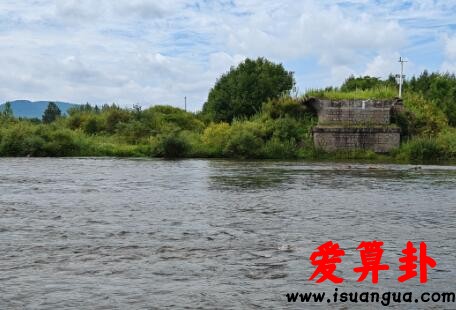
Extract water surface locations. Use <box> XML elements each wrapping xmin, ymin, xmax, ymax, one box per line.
<box><xmin>0</xmin><ymin>158</ymin><xmax>455</xmax><ymax>309</ymax></box>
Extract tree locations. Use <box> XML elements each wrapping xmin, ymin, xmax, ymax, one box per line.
<box><xmin>202</xmin><ymin>57</ymin><xmax>295</xmax><ymax>122</ymax></box>
<box><xmin>408</xmin><ymin>71</ymin><xmax>456</xmax><ymax>126</ymax></box>
<box><xmin>2</xmin><ymin>102</ymin><xmax>13</xmax><ymax>118</ymax></box>
<box><xmin>340</xmin><ymin>75</ymin><xmax>396</xmax><ymax>91</ymax></box>
<box><xmin>42</xmin><ymin>102</ymin><xmax>61</xmax><ymax>123</ymax></box>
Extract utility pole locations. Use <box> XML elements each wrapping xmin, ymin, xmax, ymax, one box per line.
<box><xmin>397</xmin><ymin>57</ymin><xmax>407</xmax><ymax>98</ymax></box>
<box><xmin>184</xmin><ymin>96</ymin><xmax>187</xmax><ymax>112</ymax></box>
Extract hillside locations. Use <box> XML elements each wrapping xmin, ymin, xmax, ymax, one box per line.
<box><xmin>0</xmin><ymin>100</ymin><xmax>78</xmax><ymax>118</ymax></box>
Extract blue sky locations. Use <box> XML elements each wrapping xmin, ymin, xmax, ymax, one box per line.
<box><xmin>1</xmin><ymin>0</ymin><xmax>456</xmax><ymax>111</ymax></box>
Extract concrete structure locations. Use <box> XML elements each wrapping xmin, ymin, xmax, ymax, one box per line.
<box><xmin>308</xmin><ymin>98</ymin><xmax>402</xmax><ymax>153</ymax></box>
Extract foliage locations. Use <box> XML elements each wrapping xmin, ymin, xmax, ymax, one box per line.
<box><xmin>401</xmin><ymin>93</ymin><xmax>448</xmax><ymax>137</ymax></box>
<box><xmin>84</xmin><ymin>117</ymin><xmax>101</xmax><ymax>135</ymax></box>
<box><xmin>42</xmin><ymin>102</ymin><xmax>61</xmax><ymax>124</ymax></box>
<box><xmin>201</xmin><ymin>122</ymin><xmax>231</xmax><ymax>155</ymax></box>
<box><xmin>436</xmin><ymin>128</ymin><xmax>456</xmax><ymax>159</ymax></box>
<box><xmin>340</xmin><ymin>75</ymin><xmax>397</xmax><ymax>91</ymax></box>
<box><xmin>407</xmin><ymin>71</ymin><xmax>456</xmax><ymax>126</ymax></box>
<box><xmin>224</xmin><ymin>128</ymin><xmax>264</xmax><ymax>158</ymax></box>
<box><xmin>396</xmin><ymin>138</ymin><xmax>447</xmax><ymax>162</ymax></box>
<box><xmin>154</xmin><ymin>133</ymin><xmax>190</xmax><ymax>158</ymax></box>
<box><xmin>105</xmin><ymin>107</ymin><xmax>131</xmax><ymax>133</ymax></box>
<box><xmin>0</xmin><ymin>123</ymin><xmax>80</xmax><ymax>156</ymax></box>
<box><xmin>144</xmin><ymin>105</ymin><xmax>205</xmax><ymax>133</ymax></box>
<box><xmin>203</xmin><ymin>57</ymin><xmax>295</xmax><ymax>122</ymax></box>
<box><xmin>261</xmin><ymin>138</ymin><xmax>298</xmax><ymax>158</ymax></box>
<box><xmin>262</xmin><ymin>96</ymin><xmax>310</xmax><ymax>119</ymax></box>
<box><xmin>1</xmin><ymin>102</ymin><xmax>13</xmax><ymax>118</ymax></box>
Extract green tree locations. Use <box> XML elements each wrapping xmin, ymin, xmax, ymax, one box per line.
<box><xmin>2</xmin><ymin>101</ymin><xmax>13</xmax><ymax>118</ymax></box>
<box><xmin>203</xmin><ymin>57</ymin><xmax>295</xmax><ymax>122</ymax></box>
<box><xmin>42</xmin><ymin>102</ymin><xmax>61</xmax><ymax>123</ymax></box>
<box><xmin>407</xmin><ymin>71</ymin><xmax>456</xmax><ymax>126</ymax></box>
<box><xmin>340</xmin><ymin>75</ymin><xmax>397</xmax><ymax>91</ymax></box>
<box><xmin>341</xmin><ymin>75</ymin><xmax>383</xmax><ymax>91</ymax></box>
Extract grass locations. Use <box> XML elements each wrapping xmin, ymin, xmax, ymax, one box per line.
<box><xmin>305</xmin><ymin>86</ymin><xmax>397</xmax><ymax>100</ymax></box>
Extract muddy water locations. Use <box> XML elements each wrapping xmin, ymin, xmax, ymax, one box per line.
<box><xmin>0</xmin><ymin>158</ymin><xmax>455</xmax><ymax>309</ymax></box>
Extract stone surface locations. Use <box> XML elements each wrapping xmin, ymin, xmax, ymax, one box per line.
<box><xmin>309</xmin><ymin>99</ymin><xmax>402</xmax><ymax>153</ymax></box>
<box><xmin>313</xmin><ymin>126</ymin><xmax>401</xmax><ymax>153</ymax></box>
<box><xmin>311</xmin><ymin>99</ymin><xmax>403</xmax><ymax>125</ymax></box>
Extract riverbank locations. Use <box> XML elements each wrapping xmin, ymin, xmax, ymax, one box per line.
<box><xmin>1</xmin><ymin>81</ymin><xmax>455</xmax><ymax>164</ymax></box>
<box><xmin>1</xmin><ymin>109</ymin><xmax>455</xmax><ymax>164</ymax></box>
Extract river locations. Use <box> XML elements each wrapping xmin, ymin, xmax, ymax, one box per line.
<box><xmin>0</xmin><ymin>158</ymin><xmax>455</xmax><ymax>309</ymax></box>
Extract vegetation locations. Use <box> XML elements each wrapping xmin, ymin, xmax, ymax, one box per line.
<box><xmin>340</xmin><ymin>72</ymin><xmax>456</xmax><ymax>126</ymax></box>
<box><xmin>202</xmin><ymin>57</ymin><xmax>295</xmax><ymax>122</ymax></box>
<box><xmin>0</xmin><ymin>58</ymin><xmax>455</xmax><ymax>164</ymax></box>
<box><xmin>42</xmin><ymin>102</ymin><xmax>61</xmax><ymax>124</ymax></box>
<box><xmin>306</xmin><ymin>86</ymin><xmax>397</xmax><ymax>100</ymax></box>
<box><xmin>1</xmin><ymin>102</ymin><xmax>13</xmax><ymax>119</ymax></box>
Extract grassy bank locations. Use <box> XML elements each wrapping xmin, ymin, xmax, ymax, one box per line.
<box><xmin>0</xmin><ymin>94</ymin><xmax>455</xmax><ymax>164</ymax></box>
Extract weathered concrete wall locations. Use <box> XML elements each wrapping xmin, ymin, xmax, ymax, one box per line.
<box><xmin>309</xmin><ymin>99</ymin><xmax>403</xmax><ymax>125</ymax></box>
<box><xmin>313</xmin><ymin>127</ymin><xmax>400</xmax><ymax>153</ymax></box>
<box><xmin>309</xmin><ymin>98</ymin><xmax>402</xmax><ymax>153</ymax></box>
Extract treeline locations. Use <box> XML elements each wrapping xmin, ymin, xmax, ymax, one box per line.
<box><xmin>0</xmin><ymin>58</ymin><xmax>455</xmax><ymax>163</ymax></box>
<box><xmin>339</xmin><ymin>72</ymin><xmax>456</xmax><ymax>126</ymax></box>
<box><xmin>0</xmin><ymin>98</ymin><xmax>316</xmax><ymax>159</ymax></box>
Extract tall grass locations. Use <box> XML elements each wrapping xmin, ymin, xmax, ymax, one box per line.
<box><xmin>305</xmin><ymin>86</ymin><xmax>397</xmax><ymax>100</ymax></box>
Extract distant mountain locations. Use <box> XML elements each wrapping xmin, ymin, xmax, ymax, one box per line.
<box><xmin>0</xmin><ymin>100</ymin><xmax>79</xmax><ymax>119</ymax></box>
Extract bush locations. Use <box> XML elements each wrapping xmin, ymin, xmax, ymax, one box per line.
<box><xmin>408</xmin><ymin>71</ymin><xmax>456</xmax><ymax>126</ymax></box>
<box><xmin>340</xmin><ymin>75</ymin><xmax>393</xmax><ymax>91</ymax></box>
<box><xmin>201</xmin><ymin>122</ymin><xmax>231</xmax><ymax>155</ymax></box>
<box><xmin>399</xmin><ymin>138</ymin><xmax>447</xmax><ymax>162</ymax></box>
<box><xmin>67</xmin><ymin>114</ymin><xmax>83</xmax><ymax>130</ymax></box>
<box><xmin>266</xmin><ymin>117</ymin><xmax>308</xmax><ymax>141</ymax></box>
<box><xmin>402</xmin><ymin>93</ymin><xmax>448</xmax><ymax>137</ymax></box>
<box><xmin>224</xmin><ymin>129</ymin><xmax>263</xmax><ymax>158</ymax></box>
<box><xmin>390</xmin><ymin>110</ymin><xmax>416</xmax><ymax>139</ymax></box>
<box><xmin>105</xmin><ymin>108</ymin><xmax>131</xmax><ymax>133</ymax></box>
<box><xmin>42</xmin><ymin>129</ymin><xmax>81</xmax><ymax>156</ymax></box>
<box><xmin>0</xmin><ymin>124</ymin><xmax>81</xmax><ymax>157</ymax></box>
<box><xmin>156</xmin><ymin>133</ymin><xmax>190</xmax><ymax>158</ymax></box>
<box><xmin>0</xmin><ymin>126</ymin><xmax>31</xmax><ymax>156</ymax></box>
<box><xmin>261</xmin><ymin>138</ymin><xmax>297</xmax><ymax>158</ymax></box>
<box><xmin>230</xmin><ymin>120</ymin><xmax>268</xmax><ymax>140</ymax></box>
<box><xmin>117</xmin><ymin>120</ymin><xmax>151</xmax><ymax>144</ymax></box>
<box><xmin>0</xmin><ymin>124</ymin><xmax>49</xmax><ymax>156</ymax></box>
<box><xmin>84</xmin><ymin>117</ymin><xmax>100</xmax><ymax>135</ymax></box>
<box><xmin>262</xmin><ymin>96</ymin><xmax>309</xmax><ymax>119</ymax></box>
<box><xmin>144</xmin><ymin>106</ymin><xmax>204</xmax><ymax>133</ymax></box>
<box><xmin>436</xmin><ymin>129</ymin><xmax>456</xmax><ymax>159</ymax></box>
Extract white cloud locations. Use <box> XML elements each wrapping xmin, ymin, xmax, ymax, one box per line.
<box><xmin>0</xmin><ymin>0</ymin><xmax>455</xmax><ymax>110</ymax></box>
<box><xmin>364</xmin><ymin>52</ymin><xmax>402</xmax><ymax>78</ymax></box>
<box><xmin>208</xmin><ymin>52</ymin><xmax>246</xmax><ymax>74</ymax></box>
<box><xmin>441</xmin><ymin>34</ymin><xmax>456</xmax><ymax>72</ymax></box>
<box><xmin>55</xmin><ymin>0</ymin><xmax>102</xmax><ymax>21</ymax></box>
<box><xmin>112</xmin><ymin>1</ymin><xmax>169</xmax><ymax>19</ymax></box>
